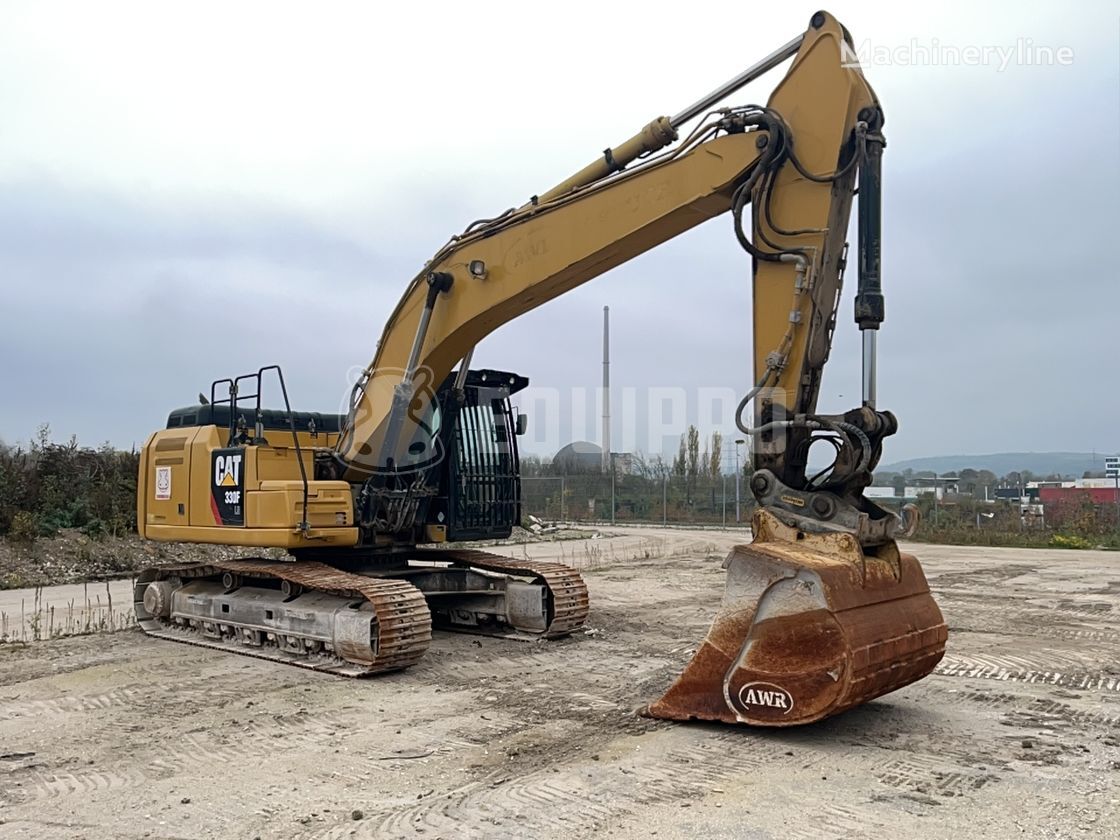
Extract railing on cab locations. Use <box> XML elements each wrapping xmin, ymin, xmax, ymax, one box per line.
<box><xmin>208</xmin><ymin>365</ymin><xmax>311</xmax><ymax>534</ymax></box>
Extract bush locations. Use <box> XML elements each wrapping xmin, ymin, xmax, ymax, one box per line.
<box><xmin>82</xmin><ymin>518</ymin><xmax>108</xmax><ymax>540</ymax></box>
<box><xmin>1049</xmin><ymin>533</ymin><xmax>1092</xmax><ymax>550</ymax></box>
<box><xmin>9</xmin><ymin>511</ymin><xmax>39</xmax><ymax>544</ymax></box>
<box><xmin>1</xmin><ymin>426</ymin><xmax>139</xmax><ymax>541</ymax></box>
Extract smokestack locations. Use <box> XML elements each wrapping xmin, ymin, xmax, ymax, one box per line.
<box><xmin>602</xmin><ymin>305</ymin><xmax>610</xmax><ymax>472</ymax></box>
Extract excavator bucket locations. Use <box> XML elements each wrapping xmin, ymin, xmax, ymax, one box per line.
<box><xmin>645</xmin><ymin>510</ymin><xmax>947</xmax><ymax>726</ymax></box>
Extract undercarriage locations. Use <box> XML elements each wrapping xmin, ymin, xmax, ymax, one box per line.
<box><xmin>134</xmin><ymin>550</ymin><xmax>589</xmax><ymax>676</ymax></box>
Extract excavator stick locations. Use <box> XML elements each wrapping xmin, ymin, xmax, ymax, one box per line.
<box><xmin>645</xmin><ymin>510</ymin><xmax>947</xmax><ymax>726</ymax></box>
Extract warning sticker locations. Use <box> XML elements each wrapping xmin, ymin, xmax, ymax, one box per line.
<box><xmin>155</xmin><ymin>466</ymin><xmax>172</xmax><ymax>500</ymax></box>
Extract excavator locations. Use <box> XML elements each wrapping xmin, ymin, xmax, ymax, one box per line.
<box><xmin>134</xmin><ymin>10</ymin><xmax>946</xmax><ymax>726</ymax></box>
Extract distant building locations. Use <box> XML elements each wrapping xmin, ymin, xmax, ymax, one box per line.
<box><xmin>552</xmin><ymin>441</ymin><xmax>635</xmax><ymax>474</ymax></box>
<box><xmin>554</xmin><ymin>441</ymin><xmax>603</xmax><ymax>472</ymax></box>
<box><xmin>865</xmin><ymin>486</ymin><xmax>945</xmax><ymax>501</ymax></box>
<box><xmin>1039</xmin><ymin>486</ymin><xmax>1120</xmax><ymax>505</ymax></box>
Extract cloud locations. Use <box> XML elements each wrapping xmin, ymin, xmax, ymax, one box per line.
<box><xmin>0</xmin><ymin>1</ymin><xmax>1117</xmax><ymax>463</ymax></box>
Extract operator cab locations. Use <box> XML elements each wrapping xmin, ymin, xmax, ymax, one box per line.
<box><xmin>164</xmin><ymin>368</ymin><xmax>530</xmax><ymax>545</ymax></box>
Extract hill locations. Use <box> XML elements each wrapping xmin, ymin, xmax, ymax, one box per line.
<box><xmin>878</xmin><ymin>452</ymin><xmax>1110</xmax><ymax>479</ymax></box>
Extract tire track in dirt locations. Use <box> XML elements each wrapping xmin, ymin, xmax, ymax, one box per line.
<box><xmin>875</xmin><ymin>754</ymin><xmax>997</xmax><ymax>797</ymax></box>
<box><xmin>950</xmin><ymin>689</ymin><xmax>1023</xmax><ymax>708</ymax></box>
<box><xmin>934</xmin><ymin>656</ymin><xmax>1120</xmax><ymax>692</ymax></box>
<box><xmin>0</xmin><ymin>667</ymin><xmax>292</xmax><ymax>722</ymax></box>
<box><xmin>951</xmin><ymin>688</ymin><xmax>1120</xmax><ymax>728</ymax></box>
<box><xmin>1002</xmin><ymin>698</ymin><xmax>1120</xmax><ymax>730</ymax></box>
<box><xmin>324</xmin><ymin>725</ymin><xmax>1013</xmax><ymax>840</ymax></box>
<box><xmin>784</xmin><ymin>802</ymin><xmax>886</xmax><ymax>840</ymax></box>
<box><xmin>2</xmin><ymin>710</ymin><xmax>350</xmax><ymax>805</ymax></box>
<box><xmin>1054</xmin><ymin>598</ymin><xmax>1115</xmax><ymax>615</ymax></box>
<box><xmin>0</xmin><ymin>688</ymin><xmax>144</xmax><ymax>721</ymax></box>
<box><xmin>929</xmin><ymin>566</ymin><xmax>1034</xmax><ymax>589</ymax></box>
<box><xmin>319</xmin><ymin>731</ymin><xmax>818</xmax><ymax>840</ymax></box>
<box><xmin>334</xmin><ymin>778</ymin><xmax>602</xmax><ymax>838</ymax></box>
<box><xmin>2</xmin><ymin>764</ymin><xmax>150</xmax><ymax>803</ymax></box>
<box><xmin>1044</xmin><ymin>627</ymin><xmax>1120</xmax><ymax>643</ymax></box>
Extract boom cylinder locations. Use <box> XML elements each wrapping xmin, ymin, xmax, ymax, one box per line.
<box><xmin>855</xmin><ymin>108</ymin><xmax>885</xmax><ymax>408</ymax></box>
<box><xmin>535</xmin><ymin>118</ymin><xmax>677</xmax><ymax>204</ymax></box>
<box><xmin>535</xmin><ymin>28</ymin><xmax>807</xmax><ymax>206</ymax></box>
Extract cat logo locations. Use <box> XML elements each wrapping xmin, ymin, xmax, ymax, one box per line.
<box><xmin>210</xmin><ymin>448</ymin><xmax>246</xmax><ymax>526</ymax></box>
<box><xmin>736</xmin><ymin>681</ymin><xmax>794</xmax><ymax>716</ymax></box>
<box><xmin>214</xmin><ymin>453</ymin><xmax>243</xmax><ymax>488</ymax></box>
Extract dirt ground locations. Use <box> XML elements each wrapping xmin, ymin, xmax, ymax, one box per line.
<box><xmin>0</xmin><ymin>527</ymin><xmax>1116</xmax><ymax>839</ymax></box>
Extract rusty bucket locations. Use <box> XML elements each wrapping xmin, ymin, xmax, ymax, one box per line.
<box><xmin>645</xmin><ymin>510</ymin><xmax>947</xmax><ymax>726</ymax></box>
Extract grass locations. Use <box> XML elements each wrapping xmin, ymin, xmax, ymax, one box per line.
<box><xmin>909</xmin><ymin>525</ymin><xmax>1120</xmax><ymax>550</ymax></box>
<box><xmin>0</xmin><ymin>579</ymin><xmax>136</xmax><ymax>644</ymax></box>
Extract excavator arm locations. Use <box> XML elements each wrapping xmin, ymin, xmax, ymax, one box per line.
<box><xmin>334</xmin><ymin>12</ymin><xmax>876</xmax><ymax>493</ymax></box>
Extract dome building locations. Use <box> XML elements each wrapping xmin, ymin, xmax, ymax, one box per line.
<box><xmin>553</xmin><ymin>441</ymin><xmax>603</xmax><ymax>473</ymax></box>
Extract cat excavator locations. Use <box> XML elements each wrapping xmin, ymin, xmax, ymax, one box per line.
<box><xmin>135</xmin><ymin>10</ymin><xmax>946</xmax><ymax>726</ymax></box>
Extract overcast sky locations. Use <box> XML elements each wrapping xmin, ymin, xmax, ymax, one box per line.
<box><xmin>1</xmin><ymin>0</ymin><xmax>1117</xmax><ymax>463</ymax></box>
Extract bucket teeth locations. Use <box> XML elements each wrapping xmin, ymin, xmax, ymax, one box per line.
<box><xmin>645</xmin><ymin>513</ymin><xmax>947</xmax><ymax>726</ymax></box>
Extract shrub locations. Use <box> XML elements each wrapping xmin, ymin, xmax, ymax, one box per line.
<box><xmin>9</xmin><ymin>511</ymin><xmax>39</xmax><ymax>544</ymax></box>
<box><xmin>1049</xmin><ymin>533</ymin><xmax>1092</xmax><ymax>550</ymax></box>
<box><xmin>0</xmin><ymin>427</ymin><xmax>139</xmax><ymax>541</ymax></box>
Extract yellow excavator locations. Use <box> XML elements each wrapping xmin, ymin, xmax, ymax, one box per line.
<box><xmin>135</xmin><ymin>10</ymin><xmax>946</xmax><ymax>726</ymax></box>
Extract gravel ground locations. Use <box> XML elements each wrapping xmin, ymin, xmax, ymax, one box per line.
<box><xmin>0</xmin><ymin>527</ymin><xmax>1116</xmax><ymax>839</ymax></box>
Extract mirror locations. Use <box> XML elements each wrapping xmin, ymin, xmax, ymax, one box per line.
<box><xmin>515</xmin><ymin>413</ymin><xmax>528</xmax><ymax>436</ymax></box>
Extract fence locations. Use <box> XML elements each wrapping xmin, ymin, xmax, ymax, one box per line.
<box><xmin>521</xmin><ymin>473</ymin><xmax>756</xmax><ymax>526</ymax></box>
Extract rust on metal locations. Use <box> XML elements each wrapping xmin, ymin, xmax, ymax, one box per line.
<box><xmin>644</xmin><ymin>509</ymin><xmax>947</xmax><ymax>726</ymax></box>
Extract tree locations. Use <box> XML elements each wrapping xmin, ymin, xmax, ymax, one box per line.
<box><xmin>685</xmin><ymin>425</ymin><xmax>700</xmax><ymax>501</ymax></box>
<box><xmin>672</xmin><ymin>436</ymin><xmax>687</xmax><ymax>477</ymax></box>
<box><xmin>709</xmin><ymin>431</ymin><xmax>723</xmax><ymax>478</ymax></box>
<box><xmin>959</xmin><ymin>468</ymin><xmax>978</xmax><ymax>496</ymax></box>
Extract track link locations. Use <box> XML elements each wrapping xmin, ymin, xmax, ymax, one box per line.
<box><xmin>419</xmin><ymin>549</ymin><xmax>590</xmax><ymax>638</ymax></box>
<box><xmin>135</xmin><ymin>559</ymin><xmax>432</xmax><ymax>676</ymax></box>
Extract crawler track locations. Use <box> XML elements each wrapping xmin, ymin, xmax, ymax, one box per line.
<box><xmin>429</xmin><ymin>549</ymin><xmax>591</xmax><ymax>638</ymax></box>
<box><xmin>134</xmin><ymin>559</ymin><xmax>432</xmax><ymax>676</ymax></box>
<box><xmin>134</xmin><ymin>552</ymin><xmax>589</xmax><ymax>674</ymax></box>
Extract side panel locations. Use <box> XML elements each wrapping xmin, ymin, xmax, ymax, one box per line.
<box><xmin>140</xmin><ymin>428</ymin><xmax>201</xmax><ymax>530</ymax></box>
<box><xmin>136</xmin><ymin>432</ymin><xmax>154</xmax><ymax>539</ymax></box>
<box><xmin>188</xmin><ymin>426</ymin><xmax>228</xmax><ymax>527</ymax></box>
<box><xmin>140</xmin><ymin>424</ymin><xmax>358</xmax><ymax>547</ymax></box>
